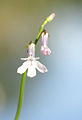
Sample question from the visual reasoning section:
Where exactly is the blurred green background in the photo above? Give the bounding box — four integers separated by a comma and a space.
0, 0, 82, 120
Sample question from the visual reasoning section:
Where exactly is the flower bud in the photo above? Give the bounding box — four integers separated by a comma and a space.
46, 13, 55, 22
42, 13, 55, 27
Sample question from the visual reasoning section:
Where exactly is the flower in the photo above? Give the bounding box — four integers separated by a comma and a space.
41, 31, 51, 56
17, 43, 48, 78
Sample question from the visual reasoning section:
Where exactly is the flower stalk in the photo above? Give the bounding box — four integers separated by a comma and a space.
15, 13, 55, 120
15, 71, 27, 120
34, 13, 55, 45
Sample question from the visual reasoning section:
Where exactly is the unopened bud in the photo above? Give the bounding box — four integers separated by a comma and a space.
42, 13, 55, 27
46, 13, 55, 23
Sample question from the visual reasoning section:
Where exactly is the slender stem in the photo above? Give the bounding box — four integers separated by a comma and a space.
34, 26, 43, 45
34, 13, 55, 45
15, 25, 42, 119
15, 71, 27, 120
15, 26, 43, 120
15, 13, 55, 120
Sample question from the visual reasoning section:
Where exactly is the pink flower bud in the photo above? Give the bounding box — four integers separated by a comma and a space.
47, 13, 55, 22
41, 32, 51, 56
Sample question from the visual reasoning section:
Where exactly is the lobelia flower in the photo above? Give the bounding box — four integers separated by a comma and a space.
41, 30, 51, 56
17, 43, 48, 78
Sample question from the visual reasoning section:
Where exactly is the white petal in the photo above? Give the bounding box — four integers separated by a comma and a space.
17, 61, 29, 74
35, 61, 48, 73
21, 58, 28, 60
27, 64, 36, 78
33, 57, 40, 60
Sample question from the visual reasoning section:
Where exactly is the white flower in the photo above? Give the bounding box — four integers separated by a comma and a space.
17, 43, 48, 78
17, 56, 48, 78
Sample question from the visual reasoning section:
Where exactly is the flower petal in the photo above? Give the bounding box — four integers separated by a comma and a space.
41, 46, 51, 56
35, 61, 48, 73
27, 64, 36, 78
21, 58, 28, 60
42, 32, 48, 47
17, 61, 29, 74
28, 43, 35, 57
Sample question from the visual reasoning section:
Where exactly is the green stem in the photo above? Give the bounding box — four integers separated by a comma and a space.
15, 13, 54, 120
34, 14, 54, 45
15, 71, 27, 120
15, 25, 43, 119
34, 26, 43, 45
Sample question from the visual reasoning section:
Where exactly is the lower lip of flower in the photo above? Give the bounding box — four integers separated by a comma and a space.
41, 46, 51, 56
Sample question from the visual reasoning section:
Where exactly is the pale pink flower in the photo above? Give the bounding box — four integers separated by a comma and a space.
41, 32, 51, 56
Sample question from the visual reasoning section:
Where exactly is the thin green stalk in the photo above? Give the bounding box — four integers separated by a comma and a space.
34, 26, 43, 45
15, 71, 27, 120
34, 13, 55, 45
15, 26, 42, 119
15, 13, 55, 120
